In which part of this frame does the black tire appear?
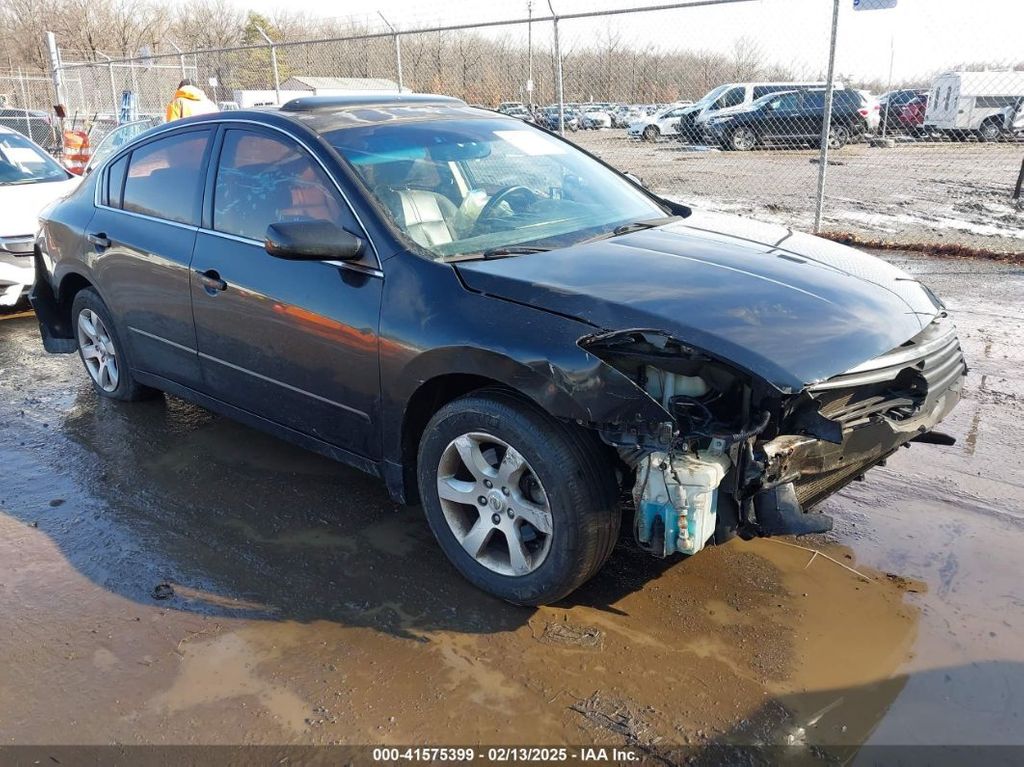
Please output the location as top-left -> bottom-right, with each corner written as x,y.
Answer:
71,288 -> 154,402
828,124 -> 851,150
642,125 -> 659,142
978,119 -> 1002,143
730,126 -> 757,151
417,389 -> 620,605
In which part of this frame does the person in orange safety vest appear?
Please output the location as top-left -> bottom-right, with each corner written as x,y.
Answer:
165,79 -> 219,122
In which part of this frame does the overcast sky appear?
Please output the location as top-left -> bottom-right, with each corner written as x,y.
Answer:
228,0 -> 1022,83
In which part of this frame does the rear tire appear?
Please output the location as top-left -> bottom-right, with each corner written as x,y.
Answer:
978,119 -> 1002,142
71,288 -> 154,402
417,390 -> 620,605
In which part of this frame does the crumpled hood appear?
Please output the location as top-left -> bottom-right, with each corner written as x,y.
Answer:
454,210 -> 942,391
0,176 -> 80,238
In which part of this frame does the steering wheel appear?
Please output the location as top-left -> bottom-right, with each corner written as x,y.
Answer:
476,185 -> 538,226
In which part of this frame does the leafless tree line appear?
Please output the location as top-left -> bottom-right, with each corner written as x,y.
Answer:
2,0 -> 1020,109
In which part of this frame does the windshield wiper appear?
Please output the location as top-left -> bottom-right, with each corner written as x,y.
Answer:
479,245 -> 551,259
583,215 -> 682,244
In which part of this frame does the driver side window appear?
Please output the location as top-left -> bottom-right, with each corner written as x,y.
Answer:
213,129 -> 347,243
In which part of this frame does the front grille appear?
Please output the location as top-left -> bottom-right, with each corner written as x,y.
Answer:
809,314 -> 965,429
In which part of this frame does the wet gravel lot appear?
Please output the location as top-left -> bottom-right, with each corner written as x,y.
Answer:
1,250 -> 1023,756
569,131 -> 1024,255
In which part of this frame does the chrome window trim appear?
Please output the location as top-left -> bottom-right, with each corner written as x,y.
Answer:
93,117 -> 382,269
93,203 -> 199,232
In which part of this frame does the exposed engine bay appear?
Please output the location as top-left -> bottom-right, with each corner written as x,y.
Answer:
580,317 -> 966,558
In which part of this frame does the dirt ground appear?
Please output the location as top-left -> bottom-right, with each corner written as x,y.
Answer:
1,250 -> 1023,759
569,131 -> 1024,256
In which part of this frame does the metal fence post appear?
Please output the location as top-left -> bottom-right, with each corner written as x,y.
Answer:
378,14 -> 403,92
548,0 -> 564,135
17,68 -> 31,137
44,31 -> 65,111
814,0 -> 841,233
256,27 -> 281,104
169,42 -> 187,80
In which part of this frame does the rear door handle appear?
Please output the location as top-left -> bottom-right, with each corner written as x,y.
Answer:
195,269 -> 227,292
87,232 -> 111,249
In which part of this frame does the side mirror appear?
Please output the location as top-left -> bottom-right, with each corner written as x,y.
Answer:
264,220 -> 365,261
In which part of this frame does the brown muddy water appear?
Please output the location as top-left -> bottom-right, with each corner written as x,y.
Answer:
0,252 -> 1022,758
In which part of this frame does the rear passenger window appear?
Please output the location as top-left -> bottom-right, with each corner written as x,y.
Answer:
122,130 -> 210,225
213,129 -> 346,242
806,92 -> 827,109
106,154 -> 128,208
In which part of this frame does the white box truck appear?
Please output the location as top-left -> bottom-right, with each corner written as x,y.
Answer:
924,71 -> 1024,141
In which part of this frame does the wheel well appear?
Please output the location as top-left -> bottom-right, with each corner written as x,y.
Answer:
58,273 -> 93,329
399,373 -> 516,504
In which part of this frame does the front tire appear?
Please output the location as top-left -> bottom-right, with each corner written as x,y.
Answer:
730,126 -> 757,151
72,288 -> 154,401
978,119 -> 1002,142
417,390 -> 620,605
642,125 -> 659,142
828,124 -> 851,149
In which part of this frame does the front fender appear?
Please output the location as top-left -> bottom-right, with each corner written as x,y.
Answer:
378,251 -> 671,465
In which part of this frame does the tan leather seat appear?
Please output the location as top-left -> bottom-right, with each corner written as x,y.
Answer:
389,189 -> 459,248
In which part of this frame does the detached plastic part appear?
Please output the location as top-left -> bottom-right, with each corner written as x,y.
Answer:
750,482 -> 833,537
633,450 -> 731,557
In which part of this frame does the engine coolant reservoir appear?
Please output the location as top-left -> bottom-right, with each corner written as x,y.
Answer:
645,368 -> 710,409
633,450 -> 731,557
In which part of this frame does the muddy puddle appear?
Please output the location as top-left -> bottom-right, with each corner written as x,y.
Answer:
1,250 -> 1023,754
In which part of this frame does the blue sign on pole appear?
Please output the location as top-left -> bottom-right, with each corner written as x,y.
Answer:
854,0 -> 898,9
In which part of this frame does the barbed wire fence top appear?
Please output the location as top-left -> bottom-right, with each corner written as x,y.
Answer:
16,0 -> 1023,255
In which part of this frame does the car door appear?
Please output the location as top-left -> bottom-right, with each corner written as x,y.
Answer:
795,90 -> 826,138
762,92 -> 802,140
88,126 -> 213,388
190,125 -> 383,458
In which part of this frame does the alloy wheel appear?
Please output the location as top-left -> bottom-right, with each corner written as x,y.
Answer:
77,308 -> 119,392
828,126 -> 850,149
732,127 -> 756,151
436,431 -> 553,577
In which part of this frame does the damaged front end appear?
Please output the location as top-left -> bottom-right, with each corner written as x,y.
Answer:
580,315 -> 966,558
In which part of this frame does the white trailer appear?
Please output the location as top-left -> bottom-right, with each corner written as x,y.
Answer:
924,71 -> 1024,140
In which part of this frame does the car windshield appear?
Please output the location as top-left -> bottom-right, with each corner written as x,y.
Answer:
692,85 -> 731,109
327,118 -> 668,260
0,132 -> 68,185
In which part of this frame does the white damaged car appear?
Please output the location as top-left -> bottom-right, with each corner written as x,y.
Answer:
0,126 -> 79,306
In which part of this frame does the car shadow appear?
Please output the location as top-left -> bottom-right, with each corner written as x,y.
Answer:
4,383 -> 684,641
676,660 -> 1024,764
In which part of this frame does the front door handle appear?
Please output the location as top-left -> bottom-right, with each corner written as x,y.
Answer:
87,232 -> 111,249
195,269 -> 227,292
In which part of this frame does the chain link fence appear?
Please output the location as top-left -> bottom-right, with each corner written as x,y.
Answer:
12,0 -> 1022,254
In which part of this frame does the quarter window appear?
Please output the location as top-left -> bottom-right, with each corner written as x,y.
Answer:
122,130 -> 210,225
213,130 -> 346,242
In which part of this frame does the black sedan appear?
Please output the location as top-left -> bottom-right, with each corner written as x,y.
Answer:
30,94 -> 965,605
